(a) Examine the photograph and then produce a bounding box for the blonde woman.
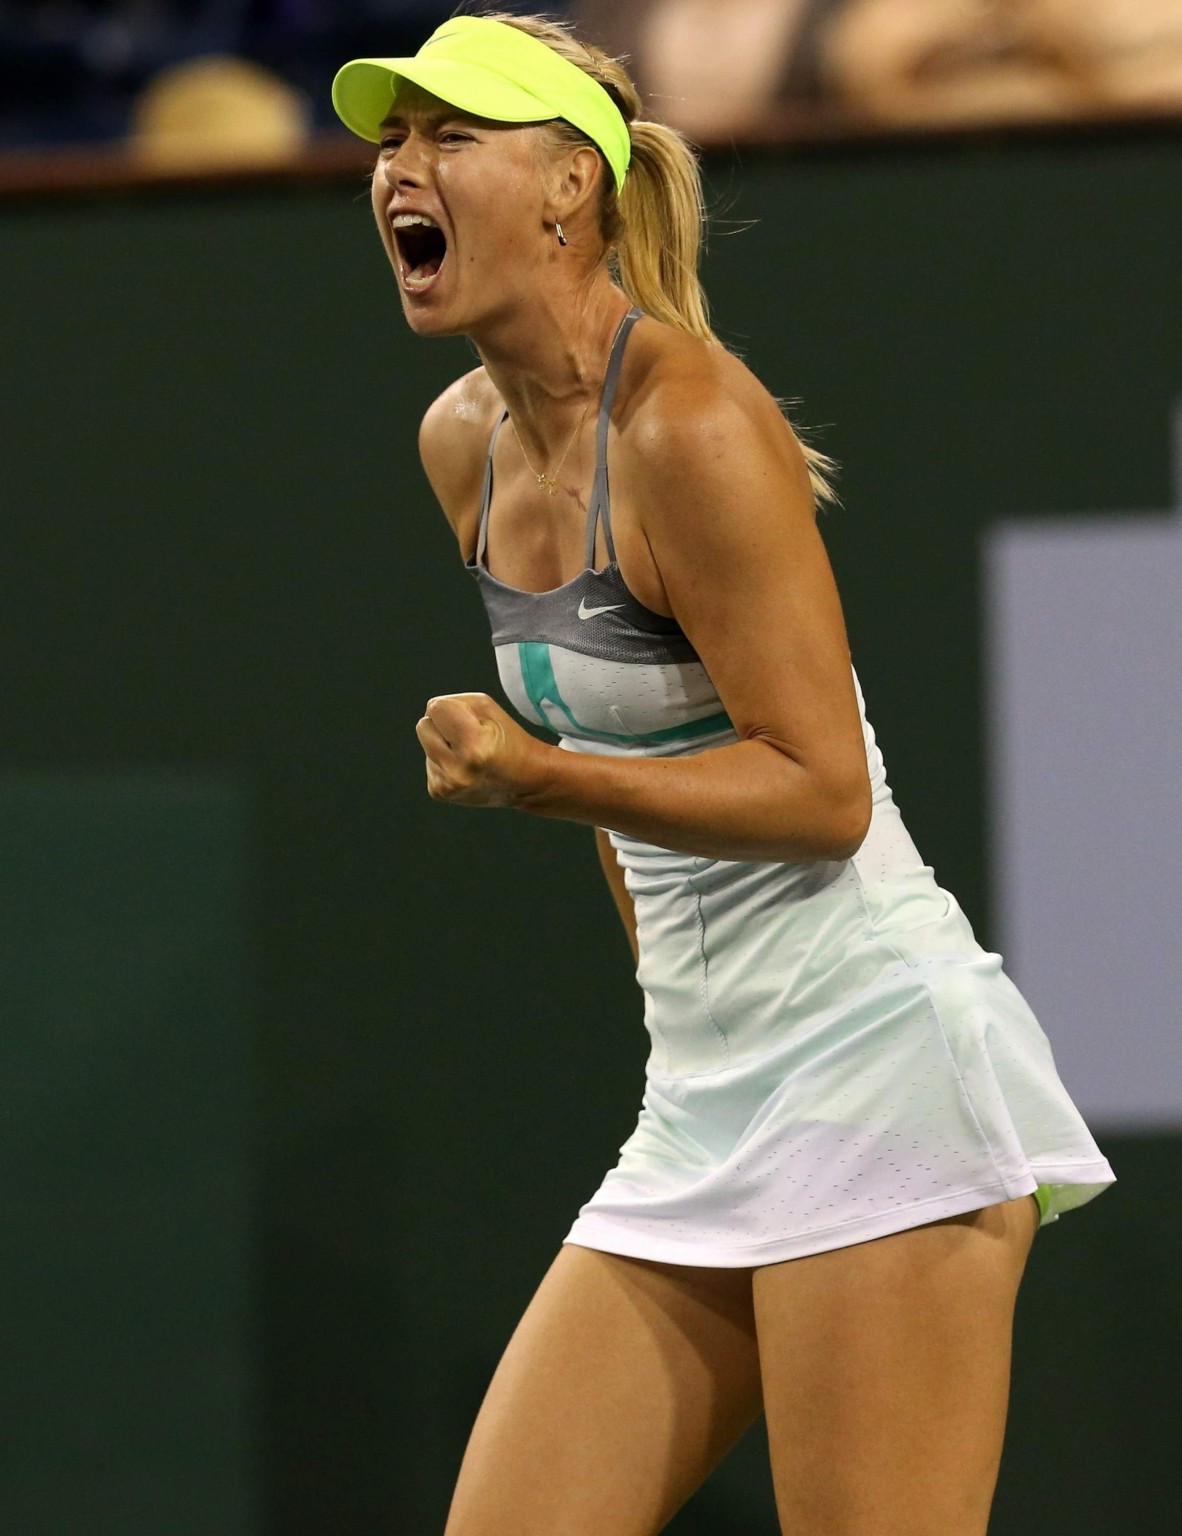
[332,12,1115,1534]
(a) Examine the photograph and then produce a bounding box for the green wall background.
[3,125,1179,1533]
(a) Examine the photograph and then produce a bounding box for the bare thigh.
[753,1193,1041,1536]
[443,1241,764,1536]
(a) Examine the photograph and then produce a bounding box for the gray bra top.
[464,305,702,665]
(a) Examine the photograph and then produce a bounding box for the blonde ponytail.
[615,118,712,342]
[468,8,842,511]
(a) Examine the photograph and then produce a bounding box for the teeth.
[389,210,445,291]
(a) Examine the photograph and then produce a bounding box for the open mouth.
[391,215,448,291]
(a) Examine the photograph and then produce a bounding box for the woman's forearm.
[524,736,869,864]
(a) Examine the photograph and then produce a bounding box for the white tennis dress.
[464,307,1116,1267]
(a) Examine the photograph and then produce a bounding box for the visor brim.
[331,57,558,143]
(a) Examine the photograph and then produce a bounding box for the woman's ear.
[546,143,605,228]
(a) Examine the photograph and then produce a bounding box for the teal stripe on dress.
[516,642,733,744]
[517,641,573,730]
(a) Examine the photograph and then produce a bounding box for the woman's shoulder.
[418,365,502,548]
[620,317,797,470]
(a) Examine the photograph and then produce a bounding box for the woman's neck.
[473,278,633,461]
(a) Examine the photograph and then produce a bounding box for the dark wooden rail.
[1,103,1179,201]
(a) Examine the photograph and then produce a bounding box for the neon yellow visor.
[330,14,631,193]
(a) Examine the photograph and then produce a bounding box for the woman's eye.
[379,133,467,150]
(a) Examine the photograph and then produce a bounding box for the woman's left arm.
[516,362,873,863]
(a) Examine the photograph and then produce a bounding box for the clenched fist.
[415,692,550,808]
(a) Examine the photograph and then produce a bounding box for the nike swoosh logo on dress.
[578,598,626,620]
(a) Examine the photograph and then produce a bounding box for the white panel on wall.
[983,401,1182,1131]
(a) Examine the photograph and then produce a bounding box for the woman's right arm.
[595,826,640,969]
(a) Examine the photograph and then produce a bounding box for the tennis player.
[332,13,1115,1534]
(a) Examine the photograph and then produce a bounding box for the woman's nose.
[384,139,428,188]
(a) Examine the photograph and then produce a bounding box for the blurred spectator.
[819,0,1182,127]
[0,2,252,147]
[127,51,310,166]
[572,0,850,130]
[0,1,521,151]
[638,0,821,137]
[575,0,1182,137]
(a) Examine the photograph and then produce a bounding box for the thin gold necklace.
[511,362,606,497]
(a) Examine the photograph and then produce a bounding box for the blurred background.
[2,0,1182,155]
[2,2,1180,1535]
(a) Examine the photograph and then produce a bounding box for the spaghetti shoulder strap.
[585,306,643,569]
[595,306,644,470]
[475,406,510,568]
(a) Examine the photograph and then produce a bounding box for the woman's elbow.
[819,772,873,861]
